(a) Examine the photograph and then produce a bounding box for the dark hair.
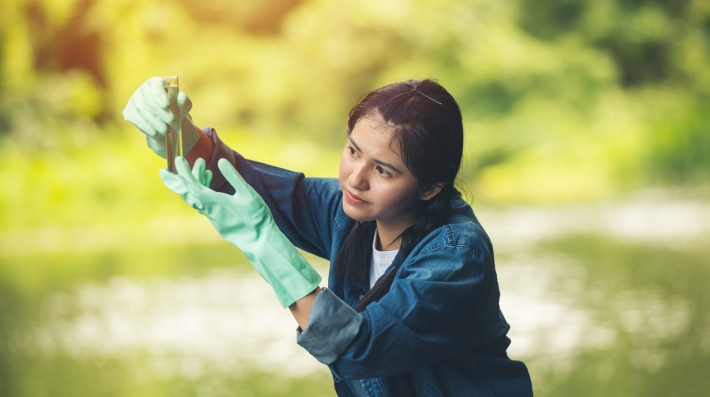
[333,79,464,311]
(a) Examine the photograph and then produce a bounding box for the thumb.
[218,159,255,197]
[177,92,192,115]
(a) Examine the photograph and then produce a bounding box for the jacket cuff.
[201,127,237,191]
[184,127,215,165]
[296,288,363,365]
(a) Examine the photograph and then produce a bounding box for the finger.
[141,79,173,124]
[135,105,168,136]
[123,99,158,137]
[192,157,206,181]
[177,92,193,114]
[147,77,169,108]
[175,156,204,192]
[160,168,204,211]
[204,170,213,188]
[174,157,209,211]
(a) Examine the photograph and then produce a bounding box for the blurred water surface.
[1,195,708,396]
[2,0,710,395]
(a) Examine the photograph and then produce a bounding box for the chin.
[342,202,373,222]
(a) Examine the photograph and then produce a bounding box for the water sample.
[164,76,182,173]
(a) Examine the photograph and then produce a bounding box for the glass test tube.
[163,76,182,173]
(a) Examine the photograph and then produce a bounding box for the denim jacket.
[202,128,533,397]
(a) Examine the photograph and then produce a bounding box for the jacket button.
[359,295,364,300]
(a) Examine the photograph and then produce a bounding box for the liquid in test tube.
[163,76,182,173]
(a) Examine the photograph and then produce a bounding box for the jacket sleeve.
[297,237,509,380]
[200,127,342,260]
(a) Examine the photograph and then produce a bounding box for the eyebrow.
[349,137,404,175]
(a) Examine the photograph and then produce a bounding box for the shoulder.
[392,196,497,286]
[303,177,342,198]
[412,196,494,263]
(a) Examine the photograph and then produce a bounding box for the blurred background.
[1,0,709,395]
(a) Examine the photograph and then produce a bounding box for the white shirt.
[369,228,399,289]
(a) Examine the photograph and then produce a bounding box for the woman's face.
[338,115,439,231]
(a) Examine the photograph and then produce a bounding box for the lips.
[345,190,368,204]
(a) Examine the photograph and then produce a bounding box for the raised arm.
[124,77,341,259]
[160,157,323,309]
[197,127,342,260]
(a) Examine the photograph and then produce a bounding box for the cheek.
[338,157,347,186]
[338,154,355,190]
[376,183,415,210]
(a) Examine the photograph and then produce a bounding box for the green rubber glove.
[160,156,322,308]
[123,77,201,158]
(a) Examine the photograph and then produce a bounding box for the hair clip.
[412,88,442,105]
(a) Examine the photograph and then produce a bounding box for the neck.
[375,201,422,251]
[375,220,412,251]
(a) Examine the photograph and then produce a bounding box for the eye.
[376,166,391,177]
[347,146,358,157]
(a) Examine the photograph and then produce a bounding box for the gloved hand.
[123,77,201,158]
[160,156,322,308]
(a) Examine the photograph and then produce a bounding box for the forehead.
[350,116,402,160]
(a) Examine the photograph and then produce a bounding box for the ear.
[418,182,444,201]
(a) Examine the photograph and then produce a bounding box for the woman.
[124,78,533,396]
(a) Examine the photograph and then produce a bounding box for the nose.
[348,162,369,190]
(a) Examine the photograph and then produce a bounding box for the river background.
[2,0,710,395]
[2,192,708,396]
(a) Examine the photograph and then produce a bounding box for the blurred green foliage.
[0,0,709,229]
[1,3,709,395]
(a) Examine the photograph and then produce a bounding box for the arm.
[124,79,338,259]
[160,157,323,308]
[184,127,214,165]
[197,127,342,259]
[289,287,322,330]
[297,240,508,380]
